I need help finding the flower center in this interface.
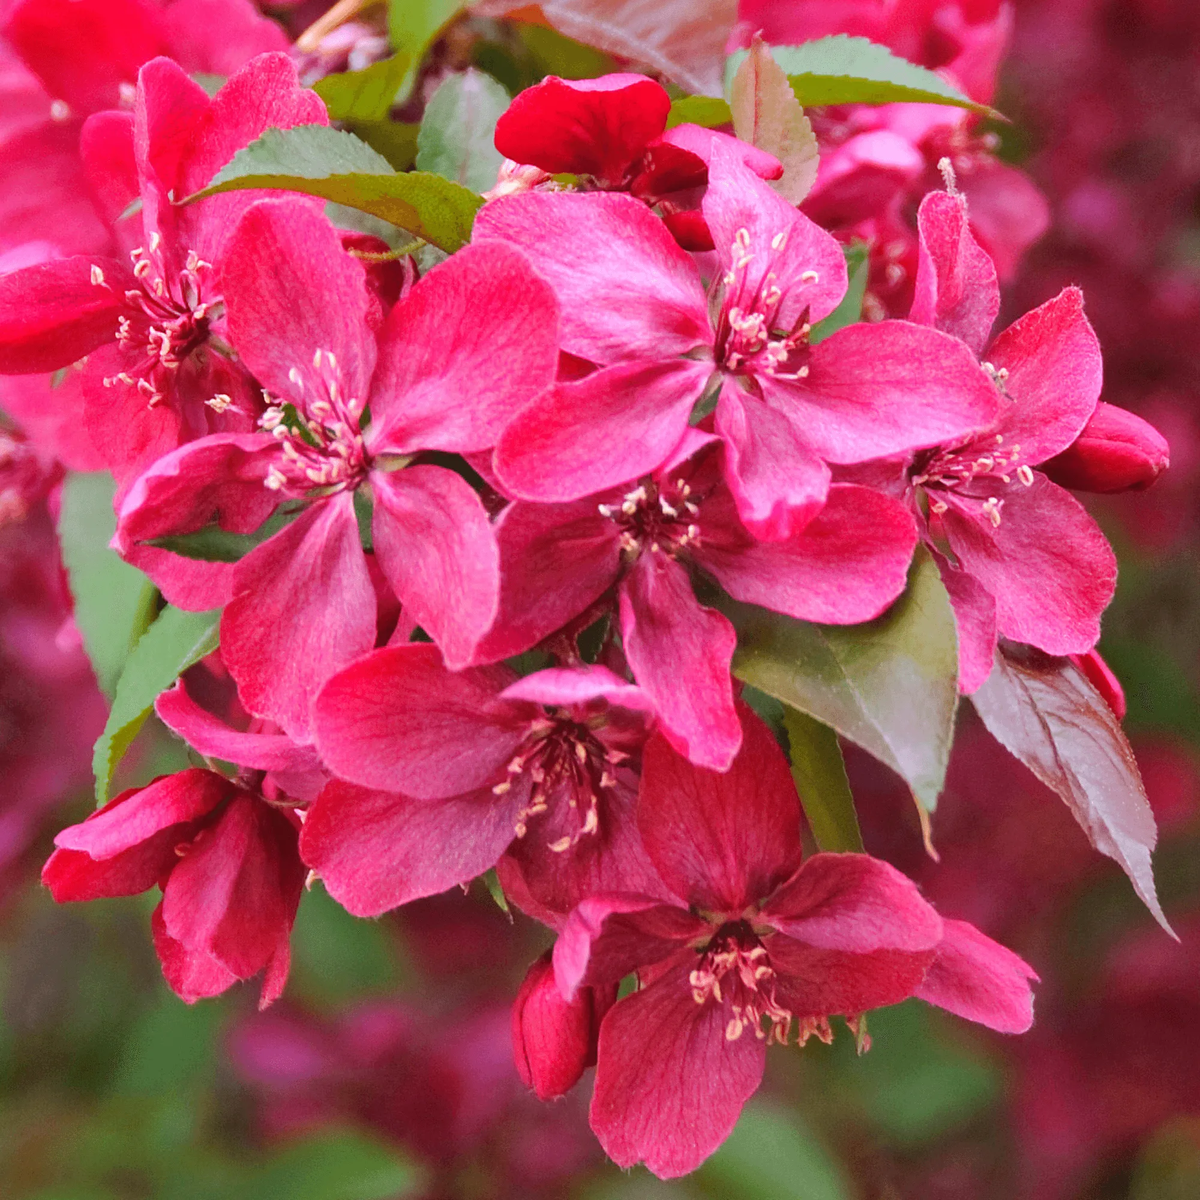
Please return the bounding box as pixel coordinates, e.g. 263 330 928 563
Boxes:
911 427 1034 528
689 921 793 1045
597 479 701 559
260 349 369 497
493 714 626 852
712 227 816 380
94 240 217 407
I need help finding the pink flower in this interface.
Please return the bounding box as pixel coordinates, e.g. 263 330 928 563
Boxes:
303 648 665 920
544 707 1035 1177
477 439 917 769
478 142 998 541
114 198 559 739
0 52 324 489
902 188 1118 691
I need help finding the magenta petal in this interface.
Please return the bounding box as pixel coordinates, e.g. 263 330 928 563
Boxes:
554 895 705 997
369 241 559 453
221 199 376 407
942 475 1117 656
910 190 999 356
222 494 375 742
473 498 621 663
703 140 848 326
500 665 651 712
931 547 998 695
160 0 288 76
155 683 322 775
371 466 499 669
299 780 522 916
699 482 917 624
619 552 740 772
79 110 140 230
494 73 670 183
0 255 126 373
152 903 238 1002
590 962 767 1179
312 644 528 798
760 854 943 953
638 707 803 914
653 124 783 183
987 287 1103 464
916 918 1037 1034
495 358 710 502
714 381 830 541
474 191 712 364
765 321 1000 463
162 793 303 980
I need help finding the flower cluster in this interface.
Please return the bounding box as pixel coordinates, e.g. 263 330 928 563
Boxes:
0 0 1174 1180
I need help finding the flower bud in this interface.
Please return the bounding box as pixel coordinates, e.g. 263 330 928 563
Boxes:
512 951 616 1100
1069 647 1126 720
1043 403 1169 493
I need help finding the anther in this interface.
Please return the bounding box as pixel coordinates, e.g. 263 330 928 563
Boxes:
90 265 106 287
800 270 819 283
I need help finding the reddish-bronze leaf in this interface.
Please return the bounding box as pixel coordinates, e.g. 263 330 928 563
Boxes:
972 643 1172 934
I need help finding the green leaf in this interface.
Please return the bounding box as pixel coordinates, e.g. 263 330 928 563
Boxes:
145 509 297 563
58 472 158 698
516 23 615 80
92 606 221 805
666 95 732 129
810 242 871 344
187 125 482 252
346 118 420 171
728 547 959 809
730 36 818 204
782 706 864 852
252 1130 420 1200
726 36 1000 117
416 68 508 192
388 0 464 103
314 54 411 123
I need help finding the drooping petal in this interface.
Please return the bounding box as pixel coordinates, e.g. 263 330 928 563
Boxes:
761 321 1000 463
299 780 523 916
161 792 304 980
910 189 999 356
155 682 323 775
222 494 376 742
619 551 740 771
554 895 706 997
987 287 1104 465
916 918 1037 1034
312 643 529 799
473 498 621 663
760 853 943 953
371 465 499 669
369 241 559 452
495 358 709 502
931 547 998 695
152 902 238 1002
505 362 707 502
713 381 830 541
221 199 376 409
474 191 712 364
0 255 127 373
637 706 804 914
590 961 767 1179
493 73 670 183
703 139 848 326
941 475 1117 656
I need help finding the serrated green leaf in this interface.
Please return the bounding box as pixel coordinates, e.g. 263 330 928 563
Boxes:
782 706 864 853
58 472 158 698
728 547 959 809
810 242 871 344
187 125 482 252
416 69 508 192
388 0 464 104
666 95 732 129
726 36 999 117
314 54 412 123
346 118 420 170
92 607 221 805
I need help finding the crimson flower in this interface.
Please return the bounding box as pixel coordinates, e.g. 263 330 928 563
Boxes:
114 198 558 739
542 708 1036 1177
475 438 917 769
42 679 323 1006
304 648 665 922
477 141 999 541
904 189 1118 690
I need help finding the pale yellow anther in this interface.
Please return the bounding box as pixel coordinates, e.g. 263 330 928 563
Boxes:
90 265 106 286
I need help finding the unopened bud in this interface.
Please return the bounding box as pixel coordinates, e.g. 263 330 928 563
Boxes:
1043 403 1169 494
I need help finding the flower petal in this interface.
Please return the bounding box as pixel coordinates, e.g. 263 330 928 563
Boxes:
152 902 239 1002
931 547 998 695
